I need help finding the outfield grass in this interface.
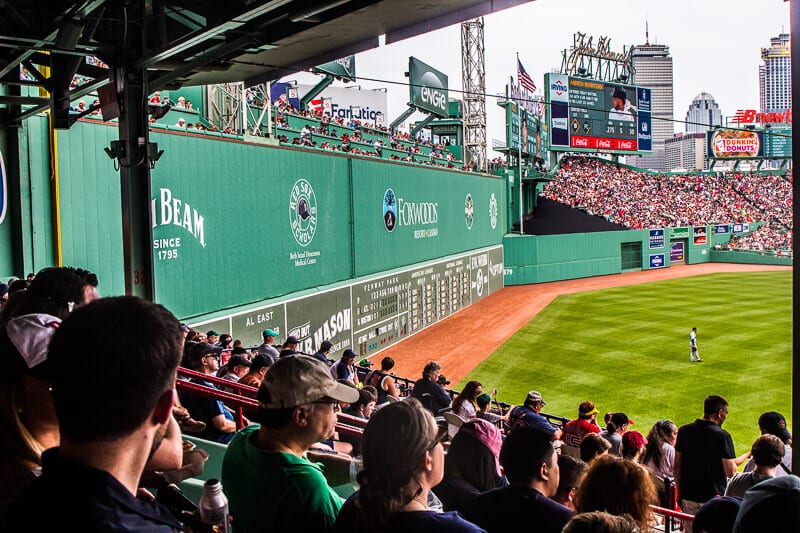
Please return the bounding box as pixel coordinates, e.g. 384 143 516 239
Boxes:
462 271 792 455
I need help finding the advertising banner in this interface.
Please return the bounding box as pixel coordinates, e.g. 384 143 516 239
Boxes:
708 129 765 158
670 242 684 262
693 226 707 245
648 229 664 249
670 227 689 238
296 84 387 124
649 253 665 269
314 55 356 82
732 223 750 233
713 224 730 234
409 57 449 118
545 72 652 155
286 286 353 356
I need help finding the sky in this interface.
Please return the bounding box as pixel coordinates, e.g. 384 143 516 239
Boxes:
286 0 791 150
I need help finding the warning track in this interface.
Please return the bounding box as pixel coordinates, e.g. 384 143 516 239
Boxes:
378 263 791 384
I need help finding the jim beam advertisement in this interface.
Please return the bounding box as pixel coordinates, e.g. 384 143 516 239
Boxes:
709 129 764 158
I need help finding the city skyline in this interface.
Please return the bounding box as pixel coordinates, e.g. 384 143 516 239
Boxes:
285 0 790 154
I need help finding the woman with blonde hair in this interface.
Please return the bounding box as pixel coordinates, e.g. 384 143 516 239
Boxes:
574 455 658 531
334 398 485 532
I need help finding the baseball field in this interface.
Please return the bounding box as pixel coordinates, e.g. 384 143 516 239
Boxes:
462 270 792 455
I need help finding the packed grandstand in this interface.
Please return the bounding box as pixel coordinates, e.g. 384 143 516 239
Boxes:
541 156 793 256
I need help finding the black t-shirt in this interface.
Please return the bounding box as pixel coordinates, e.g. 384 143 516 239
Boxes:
411 378 451 414
464 485 573 533
364 370 390 404
675 418 736 502
7 448 181 532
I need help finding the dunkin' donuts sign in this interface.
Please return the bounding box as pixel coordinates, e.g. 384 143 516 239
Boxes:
709 129 763 158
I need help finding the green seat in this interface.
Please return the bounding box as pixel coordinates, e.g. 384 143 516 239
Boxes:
178 435 228 503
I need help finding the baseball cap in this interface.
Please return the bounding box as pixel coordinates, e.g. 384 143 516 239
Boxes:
285 336 299 345
612 86 626 100
2 313 62 382
525 390 547 405
227 354 251 369
476 393 492 408
257 355 359 409
579 400 599 417
249 354 271 371
180 323 190 332
188 342 218 362
693 496 742 533
262 328 279 338
622 430 647 450
358 358 373 367
611 412 633 427
458 419 503 476
341 348 356 360
206 330 220 337
758 411 791 442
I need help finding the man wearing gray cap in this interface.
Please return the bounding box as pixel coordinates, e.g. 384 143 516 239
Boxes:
508 391 563 441
221 355 360 533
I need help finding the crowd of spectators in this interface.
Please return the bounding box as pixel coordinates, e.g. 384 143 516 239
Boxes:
541 156 793 254
2 268 797 532
273 106 466 170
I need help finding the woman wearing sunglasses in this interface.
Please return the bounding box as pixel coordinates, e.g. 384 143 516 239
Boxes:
334 398 486 532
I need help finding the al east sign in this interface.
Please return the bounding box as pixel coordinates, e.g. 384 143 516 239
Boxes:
731 108 792 124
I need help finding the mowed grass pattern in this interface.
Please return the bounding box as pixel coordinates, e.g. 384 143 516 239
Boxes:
463 272 792 455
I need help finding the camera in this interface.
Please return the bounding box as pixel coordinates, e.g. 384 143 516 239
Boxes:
437 374 451 386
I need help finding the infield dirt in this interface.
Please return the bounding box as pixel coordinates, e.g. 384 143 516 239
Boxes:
379 263 791 383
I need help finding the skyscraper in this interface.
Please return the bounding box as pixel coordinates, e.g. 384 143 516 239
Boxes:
630 29 674 171
685 93 722 134
759 33 791 114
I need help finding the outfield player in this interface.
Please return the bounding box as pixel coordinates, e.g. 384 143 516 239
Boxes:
690 327 703 362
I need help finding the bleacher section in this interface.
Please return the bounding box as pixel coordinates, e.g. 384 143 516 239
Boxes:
541 156 793 255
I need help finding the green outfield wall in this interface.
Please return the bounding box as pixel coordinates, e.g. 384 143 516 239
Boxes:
709 249 792 265
502 224 739 285
1 118 505 323
0 116 57 280
191 245 504 358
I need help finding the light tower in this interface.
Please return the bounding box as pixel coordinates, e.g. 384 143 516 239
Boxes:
461 18 487 171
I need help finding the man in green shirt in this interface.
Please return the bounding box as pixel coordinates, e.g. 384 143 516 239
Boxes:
222 355 360 532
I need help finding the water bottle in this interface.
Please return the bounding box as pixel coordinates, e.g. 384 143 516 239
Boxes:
198 478 229 533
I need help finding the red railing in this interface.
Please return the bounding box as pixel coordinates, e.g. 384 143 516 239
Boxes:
175 366 364 440
650 505 693 531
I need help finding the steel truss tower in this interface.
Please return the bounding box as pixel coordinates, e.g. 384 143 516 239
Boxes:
461 18 487 171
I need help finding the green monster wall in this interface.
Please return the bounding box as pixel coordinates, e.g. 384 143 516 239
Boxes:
42 120 505 321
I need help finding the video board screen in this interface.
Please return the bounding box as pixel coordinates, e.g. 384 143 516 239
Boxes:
546 73 652 154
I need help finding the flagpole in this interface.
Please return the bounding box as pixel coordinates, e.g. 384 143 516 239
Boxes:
517 53 524 236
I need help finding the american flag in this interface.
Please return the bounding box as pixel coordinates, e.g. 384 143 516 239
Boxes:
518 59 537 93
